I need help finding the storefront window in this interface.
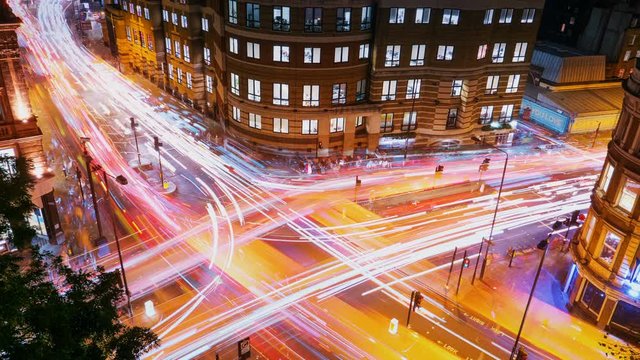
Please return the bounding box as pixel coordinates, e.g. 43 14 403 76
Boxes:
610 301 640 335
600 231 621 265
581 281 606 315
599 163 614 193
618 177 640 212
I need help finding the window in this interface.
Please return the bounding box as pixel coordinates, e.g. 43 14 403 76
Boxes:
246 3 260 28
600 231 621 265
451 79 463 97
437 45 454 60
174 40 181 58
139 31 145 47
249 113 261 129
147 34 153 50
129 3 134 14
492 43 506 63
499 104 514 122
506 74 520 93
356 116 364 127
330 117 345 132
247 42 260 59
521 8 535 23
202 17 209 31
513 42 527 62
480 106 494 124
303 85 320 106
361 6 372 29
273 118 289 133
144 8 150 20
631 35 638 46
126 26 131 41
302 119 318 134
637 50 640 58
618 178 640 212
304 47 321 64
406 79 421 99
248 79 261 101
204 47 211 65
624 51 632 62
415 8 431 23
402 112 417 131
162 9 169 22
305 8 322 32
499 9 513 24
232 106 241 121
273 45 290 62
230 73 240 95
356 79 367 101
273 6 290 31
484 9 494 24
181 15 188 28
229 37 238 54
172 12 178 25
389 8 405 24
442 9 460 25
206 75 213 93
177 68 183 83
385 45 401 66
334 46 349 63
186 72 193 89
600 163 614 192
581 281 606 314
381 80 397 101
332 83 347 104
380 113 393 132
168 63 174 79
228 0 238 24
477 44 488 59
273 83 289 105
337 8 351 31
359 43 370 59
183 44 190 62
410 44 426 66
136 5 141 17
446 109 458 129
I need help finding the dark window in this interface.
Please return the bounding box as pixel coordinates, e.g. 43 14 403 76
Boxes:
246 3 260 28
611 300 640 334
336 8 351 31
446 109 458 129
360 6 372 30
581 281 606 315
356 79 367 101
305 8 322 32
273 6 290 31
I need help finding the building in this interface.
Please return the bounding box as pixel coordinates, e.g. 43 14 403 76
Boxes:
0 4 61 251
105 1 545 155
567 58 640 339
538 0 640 79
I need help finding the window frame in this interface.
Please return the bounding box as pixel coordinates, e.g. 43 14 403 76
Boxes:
436 45 454 61
381 80 397 101
302 119 318 135
272 83 289 106
402 111 417 131
513 42 528 62
334 46 349 63
389 7 405 24
336 7 352 32
484 9 494 24
330 117 345 133
406 79 421 99
304 7 323 32
273 6 291 31
410 44 426 66
446 108 458 129
304 47 321 64
228 0 238 24
303 85 320 107
248 113 262 129
499 8 514 24
361 6 372 29
415 8 431 24
246 3 260 28
356 79 367 101
230 73 240 95
331 83 347 105
248 78 261 102
247 42 260 59
451 79 463 97
385 45 401 67
442 9 460 25
506 74 521 93
273 117 289 133
492 43 506 63
273 44 290 62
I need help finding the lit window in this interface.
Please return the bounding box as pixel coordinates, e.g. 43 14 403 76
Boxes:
599 231 621 265
600 163 614 193
332 83 347 104
248 79 261 101
205 75 213 93
330 117 345 132
202 17 210 32
406 79 421 99
492 43 506 63
477 44 488 59
232 106 241 121
304 8 322 32
204 47 211 65
359 43 370 59
177 68 183 83
147 34 153 50
389 8 405 24
302 119 318 134
442 9 460 25
631 35 637 46
451 79 463 97
624 50 632 62
410 44 426 66
183 44 190 62
446 109 458 129
480 106 494 124
273 83 289 105
273 118 288 133
249 113 261 129
162 9 169 22
356 79 367 101
174 40 181 58
584 216 596 243
521 8 535 24
334 46 349 63
246 3 260 28
361 6 372 29
381 80 397 101
484 9 494 24
437 45 454 61
304 47 321 63
230 73 240 95
618 178 640 212
144 8 150 20
228 0 238 24
229 37 239 54
168 63 174 79
186 72 193 89
356 116 364 127
172 12 178 25
181 15 188 28
273 45 290 62
380 113 393 132
499 104 514 122
273 6 290 31
303 85 320 106
506 74 520 93
385 45 401 66
126 26 131 41
402 112 417 131
247 42 260 59
513 42 527 62
336 8 351 31
129 4 134 14
499 9 513 24
415 8 430 23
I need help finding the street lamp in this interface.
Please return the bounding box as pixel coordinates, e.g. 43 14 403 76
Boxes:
80 137 104 242
403 86 419 160
509 236 550 359
153 136 164 188
130 117 141 168
470 135 509 283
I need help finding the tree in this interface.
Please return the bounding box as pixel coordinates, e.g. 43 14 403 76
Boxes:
0 156 37 249
0 250 159 359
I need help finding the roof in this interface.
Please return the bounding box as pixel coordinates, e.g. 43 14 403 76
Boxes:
532 42 606 84
537 86 624 116
0 2 19 23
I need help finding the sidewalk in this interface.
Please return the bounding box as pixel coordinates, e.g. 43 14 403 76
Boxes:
431 245 639 359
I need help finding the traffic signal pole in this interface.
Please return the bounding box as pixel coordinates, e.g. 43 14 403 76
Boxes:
456 250 467 296
406 290 416 327
446 246 458 287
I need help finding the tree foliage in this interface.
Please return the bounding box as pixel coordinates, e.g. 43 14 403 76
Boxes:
0 250 159 359
0 156 37 249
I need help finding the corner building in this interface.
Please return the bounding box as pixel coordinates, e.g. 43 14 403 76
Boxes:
568 59 640 339
106 1 544 155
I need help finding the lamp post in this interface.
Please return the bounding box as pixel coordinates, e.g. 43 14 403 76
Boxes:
130 117 141 167
509 236 550 359
469 135 509 283
403 85 418 160
153 136 164 188
80 137 104 242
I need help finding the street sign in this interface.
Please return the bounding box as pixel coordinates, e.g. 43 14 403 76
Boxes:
388 318 399 335
238 337 251 360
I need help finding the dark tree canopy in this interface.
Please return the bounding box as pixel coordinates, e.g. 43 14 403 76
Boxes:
0 250 159 359
0 156 37 249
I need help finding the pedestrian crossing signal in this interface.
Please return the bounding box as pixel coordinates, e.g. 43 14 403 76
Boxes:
463 258 470 268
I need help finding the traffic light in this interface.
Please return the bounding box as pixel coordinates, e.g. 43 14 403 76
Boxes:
355 175 362 187
570 210 580 225
463 257 470 268
413 291 423 311
482 158 491 164
552 220 562 230
515 346 528 360
153 136 163 151
435 165 444 173
479 163 489 172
